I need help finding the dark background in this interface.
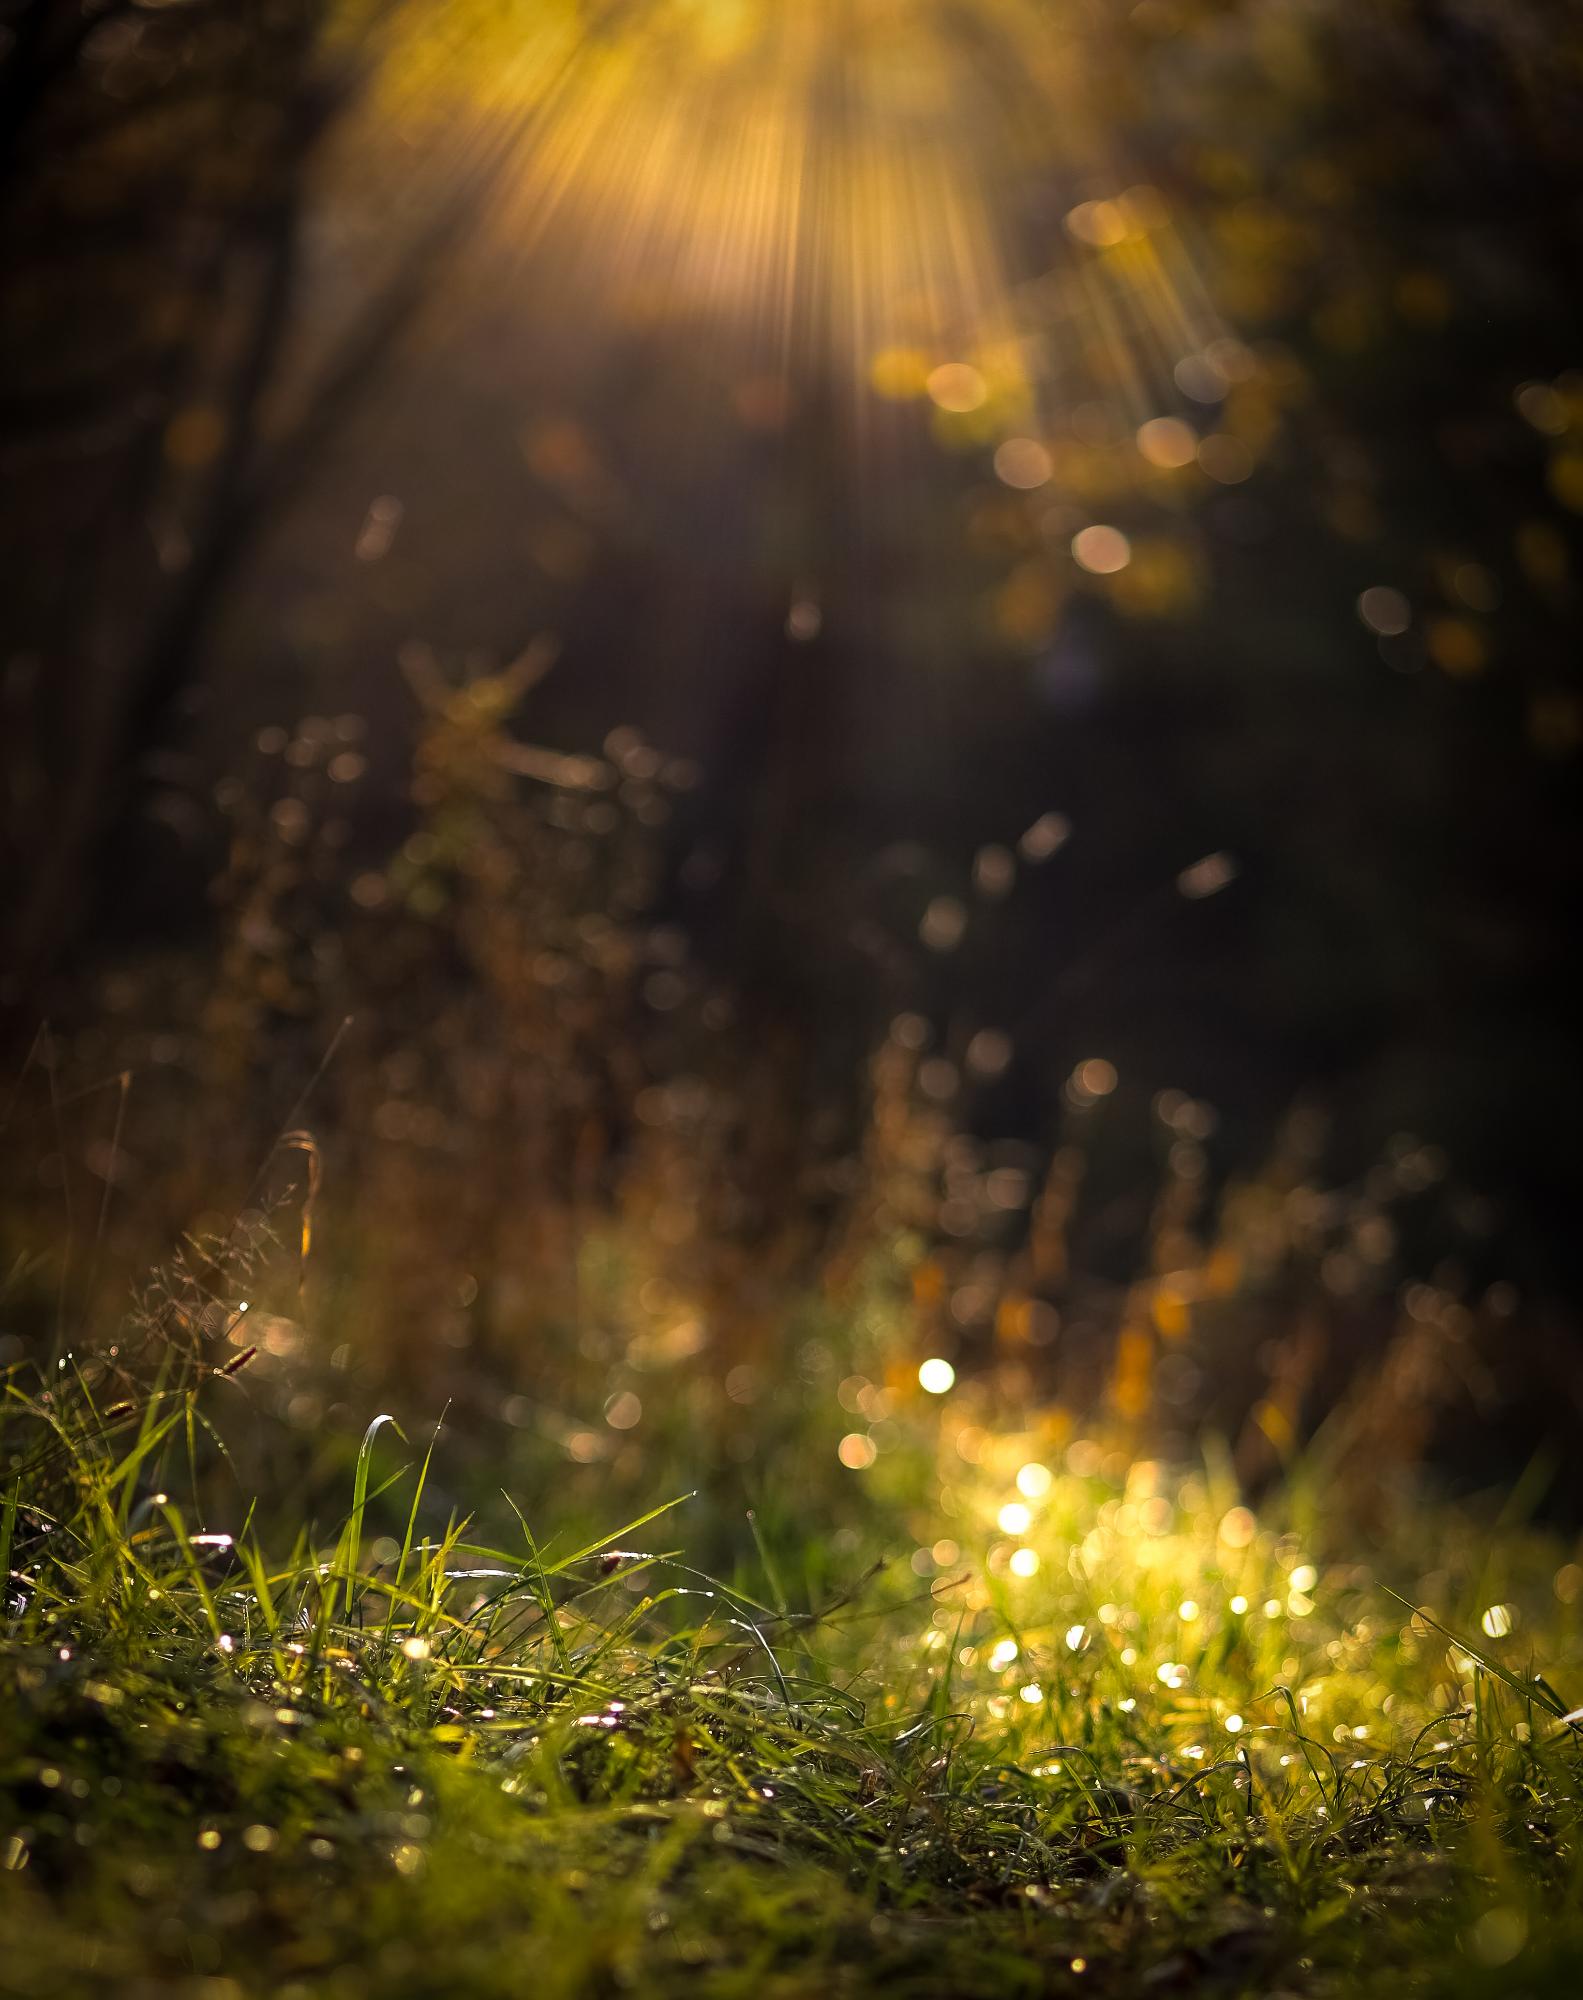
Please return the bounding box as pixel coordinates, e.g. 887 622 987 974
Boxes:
2 0 1580 1367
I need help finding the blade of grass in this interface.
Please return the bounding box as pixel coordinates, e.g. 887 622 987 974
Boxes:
0 1476 17 1618
1379 1584 1569 1719
346 1413 404 1620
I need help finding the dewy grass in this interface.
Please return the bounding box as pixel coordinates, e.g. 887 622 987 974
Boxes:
2 1346 1582 2000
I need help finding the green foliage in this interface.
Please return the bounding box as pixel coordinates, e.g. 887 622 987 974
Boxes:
2 1333 1581 1998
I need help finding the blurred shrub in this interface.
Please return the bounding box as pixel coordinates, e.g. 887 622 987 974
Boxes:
1 657 1562 1526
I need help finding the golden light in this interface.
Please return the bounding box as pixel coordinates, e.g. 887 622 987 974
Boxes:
869 347 932 400
927 363 989 414
1072 526 1131 575
1073 1056 1119 1097
381 1 1033 382
994 437 1054 488
1218 1504 1257 1548
364 0 1234 461
1136 416 1197 470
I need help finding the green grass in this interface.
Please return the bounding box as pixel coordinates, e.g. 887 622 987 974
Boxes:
3 1345 1582 2000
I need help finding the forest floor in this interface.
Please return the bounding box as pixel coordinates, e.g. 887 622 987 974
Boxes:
3 1343 1582 2000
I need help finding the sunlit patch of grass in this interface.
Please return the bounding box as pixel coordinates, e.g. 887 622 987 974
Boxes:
3 1329 1582 1999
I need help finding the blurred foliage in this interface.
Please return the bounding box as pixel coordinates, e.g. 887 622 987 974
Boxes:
1 664 1567 1517
3 1209 1583 1995
2 0 1581 1450
3 15 1583 1981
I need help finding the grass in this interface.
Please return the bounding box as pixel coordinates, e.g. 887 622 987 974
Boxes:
3 1311 1582 2000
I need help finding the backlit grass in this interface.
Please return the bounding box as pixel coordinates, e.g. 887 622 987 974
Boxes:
3 1311 1582 1999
